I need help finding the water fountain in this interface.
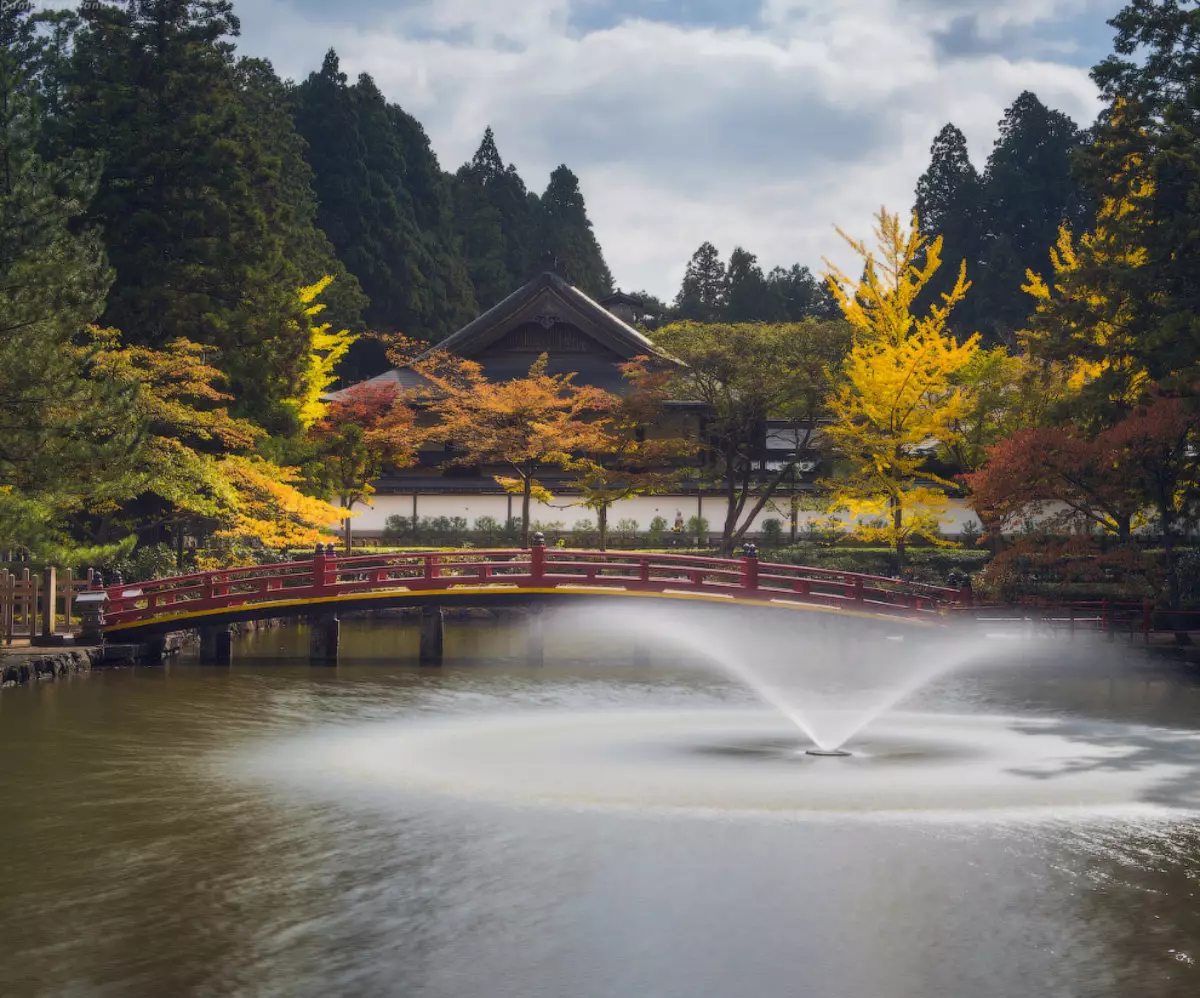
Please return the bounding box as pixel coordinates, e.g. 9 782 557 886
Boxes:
238 603 1200 820
552 601 999 755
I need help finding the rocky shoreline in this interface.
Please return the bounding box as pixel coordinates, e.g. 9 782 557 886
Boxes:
0 647 105 687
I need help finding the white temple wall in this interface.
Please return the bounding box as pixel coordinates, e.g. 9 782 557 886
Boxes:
339 493 985 539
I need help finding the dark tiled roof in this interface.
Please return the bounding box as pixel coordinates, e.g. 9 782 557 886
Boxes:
326 271 668 402
423 270 661 361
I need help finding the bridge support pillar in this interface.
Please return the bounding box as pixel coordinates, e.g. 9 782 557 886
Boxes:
309 615 340 665
419 605 444 667
527 605 545 666
199 625 232 665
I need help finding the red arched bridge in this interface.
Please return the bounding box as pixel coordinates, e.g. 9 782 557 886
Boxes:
91 546 969 657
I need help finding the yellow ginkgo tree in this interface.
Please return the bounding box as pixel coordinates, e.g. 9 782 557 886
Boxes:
822 208 980 568
290 276 360 429
1020 137 1156 412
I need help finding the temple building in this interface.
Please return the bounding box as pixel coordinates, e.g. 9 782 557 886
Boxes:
329 271 978 539
331 270 704 501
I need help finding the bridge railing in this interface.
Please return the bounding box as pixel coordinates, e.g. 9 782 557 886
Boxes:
99 547 968 628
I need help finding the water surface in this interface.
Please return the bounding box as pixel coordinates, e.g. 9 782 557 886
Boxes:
1 618 1199 997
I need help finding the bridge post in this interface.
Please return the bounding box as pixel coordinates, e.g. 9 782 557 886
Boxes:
959 578 973 608
419 605 444 667
199 625 233 665
741 542 758 591
531 532 546 584
309 614 340 665
313 543 337 594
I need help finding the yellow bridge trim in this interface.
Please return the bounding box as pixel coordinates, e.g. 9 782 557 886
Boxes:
103 584 938 634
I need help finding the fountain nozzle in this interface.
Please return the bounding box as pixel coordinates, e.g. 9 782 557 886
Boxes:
806 748 852 757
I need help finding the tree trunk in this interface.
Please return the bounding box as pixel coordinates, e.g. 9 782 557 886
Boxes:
521 477 532 548
892 497 905 574
721 447 739 557
598 504 608 551
342 497 354 554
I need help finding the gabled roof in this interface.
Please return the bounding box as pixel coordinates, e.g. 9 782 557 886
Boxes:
325 271 668 402
425 270 661 362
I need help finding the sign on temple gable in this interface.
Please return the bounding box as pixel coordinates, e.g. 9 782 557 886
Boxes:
483 322 614 356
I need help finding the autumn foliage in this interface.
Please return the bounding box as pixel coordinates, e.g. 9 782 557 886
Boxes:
410 350 618 547
308 383 417 551
822 208 980 563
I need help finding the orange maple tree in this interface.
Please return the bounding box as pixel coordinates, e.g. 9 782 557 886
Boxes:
408 349 617 547
564 358 696 549
308 383 417 551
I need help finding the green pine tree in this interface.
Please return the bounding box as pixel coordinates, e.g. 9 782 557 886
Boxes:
57 0 309 429
295 51 475 360
914 123 985 338
452 126 536 307
0 0 139 560
673 241 727 320
725 247 784 322
976 91 1090 343
234 56 367 339
1083 0 1200 386
530 164 614 298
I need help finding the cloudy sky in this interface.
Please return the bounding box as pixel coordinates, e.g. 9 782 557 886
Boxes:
59 0 1124 299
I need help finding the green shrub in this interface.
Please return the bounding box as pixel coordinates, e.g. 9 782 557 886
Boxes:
686 515 709 546
647 516 668 546
615 518 640 545
760 518 784 548
110 543 180 583
569 518 599 548
773 545 990 585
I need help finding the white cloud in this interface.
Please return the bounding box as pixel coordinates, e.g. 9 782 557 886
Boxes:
233 0 1105 299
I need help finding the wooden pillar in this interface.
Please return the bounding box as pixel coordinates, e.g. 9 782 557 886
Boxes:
22 568 34 639
418 605 444 667
309 614 340 665
199 625 233 665
527 605 545 665
42 567 57 638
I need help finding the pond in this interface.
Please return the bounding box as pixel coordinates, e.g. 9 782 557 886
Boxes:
1 615 1199 997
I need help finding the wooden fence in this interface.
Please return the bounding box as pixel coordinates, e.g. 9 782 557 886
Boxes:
0 568 95 644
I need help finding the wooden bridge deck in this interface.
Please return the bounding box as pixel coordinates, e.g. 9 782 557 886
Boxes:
94 547 968 639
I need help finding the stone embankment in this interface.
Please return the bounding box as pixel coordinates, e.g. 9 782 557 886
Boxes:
1 633 186 688
1 647 104 687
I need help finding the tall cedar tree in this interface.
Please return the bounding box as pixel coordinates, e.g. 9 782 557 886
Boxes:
914 123 983 336
911 96 1088 345
532 164 614 299
976 92 1090 344
59 0 310 429
673 241 727 320
234 56 367 339
452 127 535 309
0 0 142 562
1083 0 1200 388
294 50 475 371
725 247 782 322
